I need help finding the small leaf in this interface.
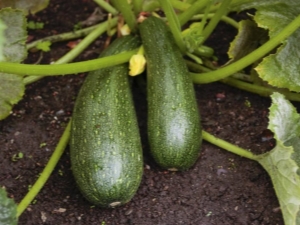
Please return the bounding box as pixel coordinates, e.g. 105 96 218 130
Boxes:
27 20 44 30
0 187 18 225
36 41 51 52
255 92 300 225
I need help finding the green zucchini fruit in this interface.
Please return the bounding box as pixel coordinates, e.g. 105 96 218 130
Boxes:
70 35 143 207
139 16 202 171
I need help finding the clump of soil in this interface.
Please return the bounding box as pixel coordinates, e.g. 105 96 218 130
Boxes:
0 0 284 224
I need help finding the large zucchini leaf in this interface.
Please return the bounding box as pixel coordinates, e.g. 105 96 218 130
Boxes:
0 188 17 225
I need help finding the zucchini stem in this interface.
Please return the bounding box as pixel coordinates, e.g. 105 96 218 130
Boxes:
202 130 256 160
110 0 137 31
17 121 71 217
93 0 118 15
201 0 232 43
0 49 137 76
221 77 300 102
178 0 211 26
158 0 186 52
27 24 100 50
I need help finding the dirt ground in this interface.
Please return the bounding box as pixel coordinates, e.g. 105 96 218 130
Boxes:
0 0 285 224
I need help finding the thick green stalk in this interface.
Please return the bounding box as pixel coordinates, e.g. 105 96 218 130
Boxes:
186 0 196 4
142 0 159 12
158 0 186 52
110 0 136 31
0 49 137 76
24 17 119 85
93 0 118 15
186 60 211 72
132 0 143 15
201 0 232 43
202 130 256 160
17 121 71 217
178 0 211 26
170 0 190 11
142 0 190 13
190 14 300 83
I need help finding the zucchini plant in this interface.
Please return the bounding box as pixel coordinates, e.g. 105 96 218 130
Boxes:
1 0 300 224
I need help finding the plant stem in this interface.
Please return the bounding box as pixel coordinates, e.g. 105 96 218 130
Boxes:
186 0 196 4
178 0 211 26
142 0 160 12
24 17 119 85
110 0 136 31
158 0 186 52
186 60 211 72
170 0 190 11
192 14 239 29
190 14 300 83
221 77 300 102
202 130 256 160
142 0 190 13
0 49 137 77
27 24 100 50
201 0 232 43
16 121 71 217
93 0 118 15
132 0 143 15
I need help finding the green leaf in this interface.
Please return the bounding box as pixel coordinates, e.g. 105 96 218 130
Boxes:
0 8 26 120
0 187 17 225
36 41 51 52
27 20 44 30
0 8 27 62
0 73 24 120
231 0 300 92
227 20 267 63
0 0 49 15
255 92 300 225
0 19 6 61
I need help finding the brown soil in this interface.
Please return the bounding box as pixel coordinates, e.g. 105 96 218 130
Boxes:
0 0 284 224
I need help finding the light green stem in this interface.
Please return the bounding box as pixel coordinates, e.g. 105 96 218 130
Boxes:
221 77 300 102
110 0 136 31
191 14 239 29
158 0 186 52
27 24 100 50
93 0 118 15
132 0 143 15
17 121 71 217
0 49 137 76
178 0 211 26
202 130 256 160
190 14 300 83
170 0 190 11
201 0 232 43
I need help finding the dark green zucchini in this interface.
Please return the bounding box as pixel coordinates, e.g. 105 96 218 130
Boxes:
70 35 143 207
139 16 202 171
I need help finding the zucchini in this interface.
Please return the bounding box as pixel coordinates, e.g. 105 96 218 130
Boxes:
139 16 202 171
70 35 143 207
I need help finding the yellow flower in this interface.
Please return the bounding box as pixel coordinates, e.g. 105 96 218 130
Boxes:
129 54 146 76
